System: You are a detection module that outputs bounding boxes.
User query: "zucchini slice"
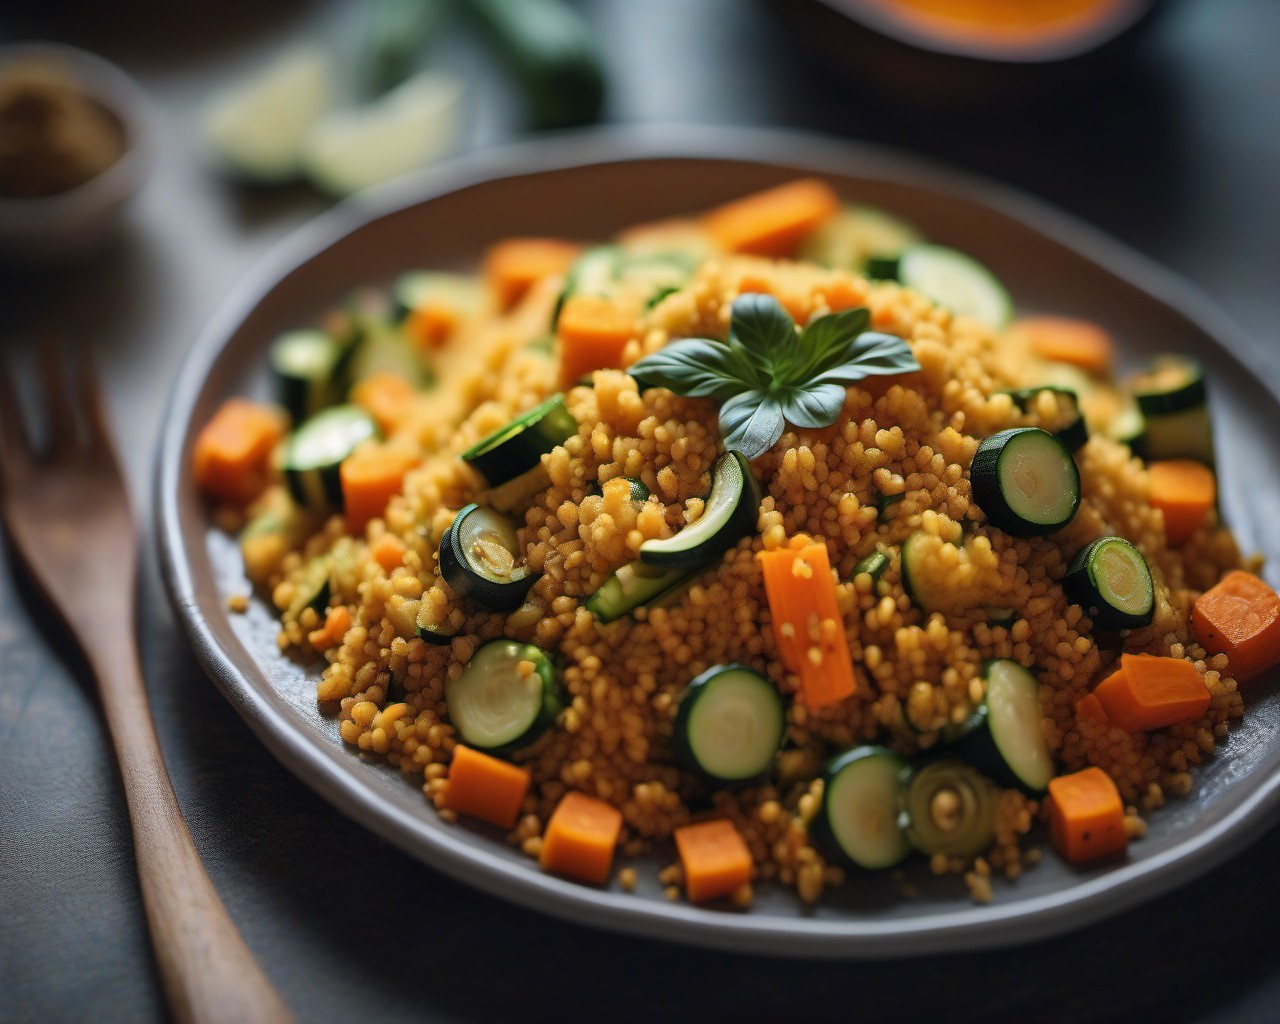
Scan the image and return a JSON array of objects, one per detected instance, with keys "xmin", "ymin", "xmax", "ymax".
[
  {"xmin": 1064, "ymin": 536, "xmax": 1154, "ymax": 630},
  {"xmin": 970, "ymin": 427, "xmax": 1080, "ymax": 537},
  {"xmin": 639, "ymin": 451, "xmax": 761, "ymax": 570},
  {"xmin": 902, "ymin": 759, "xmax": 998, "ymax": 859},
  {"xmin": 1129, "ymin": 355, "xmax": 1213, "ymax": 464},
  {"xmin": 584, "ymin": 560, "xmax": 691, "ymax": 624},
  {"xmin": 673, "ymin": 665, "xmax": 786, "ymax": 786},
  {"xmin": 393, "ymin": 271, "xmax": 482, "ymax": 323},
  {"xmin": 817, "ymin": 746, "xmax": 912, "ymax": 870},
  {"xmin": 1002, "ymin": 385, "xmax": 1090, "ymax": 453},
  {"xmin": 900, "ymin": 531, "xmax": 946, "ymax": 612},
  {"xmin": 958, "ymin": 659, "xmax": 1054, "ymax": 794},
  {"xmin": 897, "ymin": 244, "xmax": 1013, "ymax": 331},
  {"xmin": 445, "ymin": 639, "xmax": 561, "ymax": 754},
  {"xmin": 283, "ymin": 405, "xmax": 378, "ymax": 511},
  {"xmin": 1105, "ymin": 393, "xmax": 1146, "ymax": 454},
  {"xmin": 414, "ymin": 601, "xmax": 458, "ymax": 646},
  {"xmin": 461, "ymin": 394, "xmax": 578, "ymax": 488},
  {"xmin": 438, "ymin": 503, "xmax": 540, "ymax": 611},
  {"xmin": 797, "ymin": 203, "xmax": 922, "ymax": 274},
  {"xmin": 270, "ymin": 329, "xmax": 350, "ymax": 422},
  {"xmin": 851, "ymin": 549, "xmax": 890, "ymax": 584},
  {"xmin": 344, "ymin": 315, "xmax": 431, "ymax": 388},
  {"xmin": 286, "ymin": 555, "xmax": 332, "ymax": 620}
]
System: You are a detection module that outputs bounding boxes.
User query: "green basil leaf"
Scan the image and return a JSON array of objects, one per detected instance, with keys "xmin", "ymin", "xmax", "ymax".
[
  {"xmin": 729, "ymin": 294, "xmax": 798, "ymax": 380},
  {"xmin": 628, "ymin": 338, "xmax": 743, "ymax": 399},
  {"xmin": 777, "ymin": 383, "xmax": 848, "ymax": 429},
  {"xmin": 719, "ymin": 390, "xmax": 785, "ymax": 461},
  {"xmin": 808, "ymin": 332, "xmax": 920, "ymax": 386},
  {"xmin": 801, "ymin": 307, "xmax": 870, "ymax": 366}
]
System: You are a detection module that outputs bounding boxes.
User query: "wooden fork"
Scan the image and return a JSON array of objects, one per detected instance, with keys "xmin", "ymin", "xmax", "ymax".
[{"xmin": 0, "ymin": 351, "xmax": 295, "ymax": 1024}]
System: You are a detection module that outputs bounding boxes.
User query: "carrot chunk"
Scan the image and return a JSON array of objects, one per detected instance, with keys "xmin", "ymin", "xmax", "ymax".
[
  {"xmin": 1193, "ymin": 570, "xmax": 1280, "ymax": 683},
  {"xmin": 370, "ymin": 533, "xmax": 407, "ymax": 572},
  {"xmin": 757, "ymin": 538, "xmax": 856, "ymax": 709},
  {"xmin": 193, "ymin": 397, "xmax": 286, "ymax": 504},
  {"xmin": 674, "ymin": 819, "xmax": 753, "ymax": 903},
  {"xmin": 406, "ymin": 303, "xmax": 461, "ymax": 351},
  {"xmin": 1091, "ymin": 654, "xmax": 1210, "ymax": 733},
  {"xmin": 1148, "ymin": 459, "xmax": 1216, "ymax": 547},
  {"xmin": 1048, "ymin": 767, "xmax": 1127, "ymax": 865},
  {"xmin": 308, "ymin": 605, "xmax": 351, "ymax": 651},
  {"xmin": 440, "ymin": 745, "xmax": 531, "ymax": 829},
  {"xmin": 484, "ymin": 237, "xmax": 580, "ymax": 311},
  {"xmin": 351, "ymin": 371, "xmax": 417, "ymax": 435},
  {"xmin": 340, "ymin": 446, "xmax": 418, "ymax": 534},
  {"xmin": 1074, "ymin": 691, "xmax": 1110, "ymax": 726},
  {"xmin": 539, "ymin": 792, "xmax": 624, "ymax": 885},
  {"xmin": 556, "ymin": 293, "xmax": 639, "ymax": 390},
  {"xmin": 1017, "ymin": 316, "xmax": 1114, "ymax": 376},
  {"xmin": 700, "ymin": 179, "xmax": 841, "ymax": 258}
]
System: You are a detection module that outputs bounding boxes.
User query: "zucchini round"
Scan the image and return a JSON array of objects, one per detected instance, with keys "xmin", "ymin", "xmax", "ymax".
[
  {"xmin": 1130, "ymin": 355, "xmax": 1207, "ymax": 415},
  {"xmin": 270, "ymin": 329, "xmax": 349, "ymax": 422},
  {"xmin": 438, "ymin": 503, "xmax": 539, "ymax": 611},
  {"xmin": 414, "ymin": 601, "xmax": 458, "ymax": 646},
  {"xmin": 639, "ymin": 451, "xmax": 761, "ymax": 569},
  {"xmin": 1002, "ymin": 385, "xmax": 1089, "ymax": 453},
  {"xmin": 674, "ymin": 665, "xmax": 786, "ymax": 786},
  {"xmin": 445, "ymin": 639, "xmax": 561, "ymax": 754},
  {"xmin": 283, "ymin": 405, "xmax": 378, "ymax": 511},
  {"xmin": 970, "ymin": 427, "xmax": 1080, "ymax": 537},
  {"xmin": 817, "ymin": 746, "xmax": 912, "ymax": 870},
  {"xmin": 902, "ymin": 759, "xmax": 998, "ymax": 859},
  {"xmin": 897, "ymin": 243, "xmax": 1013, "ymax": 331},
  {"xmin": 958, "ymin": 659, "xmax": 1054, "ymax": 794},
  {"xmin": 461, "ymin": 394, "xmax": 577, "ymax": 488},
  {"xmin": 1064, "ymin": 536, "xmax": 1154, "ymax": 631}
]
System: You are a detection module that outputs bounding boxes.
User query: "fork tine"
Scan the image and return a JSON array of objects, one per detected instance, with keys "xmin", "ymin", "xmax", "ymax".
[
  {"xmin": 38, "ymin": 342, "xmax": 80, "ymax": 457},
  {"xmin": 75, "ymin": 354, "xmax": 118, "ymax": 461},
  {"xmin": 0, "ymin": 361, "xmax": 30, "ymax": 489}
]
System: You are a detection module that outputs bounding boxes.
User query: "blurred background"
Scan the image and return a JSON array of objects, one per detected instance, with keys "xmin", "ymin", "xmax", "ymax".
[{"xmin": 2, "ymin": 1, "xmax": 1278, "ymax": 1021}]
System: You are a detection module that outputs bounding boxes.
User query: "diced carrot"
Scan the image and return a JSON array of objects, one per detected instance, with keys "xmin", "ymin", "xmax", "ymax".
[
  {"xmin": 193, "ymin": 398, "xmax": 286, "ymax": 504},
  {"xmin": 1018, "ymin": 316, "xmax": 1114, "ymax": 376},
  {"xmin": 1147, "ymin": 459, "xmax": 1216, "ymax": 547},
  {"xmin": 700, "ymin": 179, "xmax": 841, "ymax": 258},
  {"xmin": 440, "ymin": 745, "xmax": 531, "ymax": 829},
  {"xmin": 539, "ymin": 792, "xmax": 624, "ymax": 885},
  {"xmin": 406, "ymin": 303, "xmax": 460, "ymax": 351},
  {"xmin": 351, "ymin": 372, "xmax": 417, "ymax": 435},
  {"xmin": 1193, "ymin": 570, "xmax": 1280, "ymax": 683},
  {"xmin": 308, "ymin": 605, "xmax": 351, "ymax": 651},
  {"xmin": 757, "ymin": 538, "xmax": 857, "ymax": 709},
  {"xmin": 1075, "ymin": 691, "xmax": 1110, "ymax": 726},
  {"xmin": 556, "ymin": 293, "xmax": 639, "ymax": 390},
  {"xmin": 340, "ymin": 446, "xmax": 418, "ymax": 534},
  {"xmin": 673, "ymin": 819, "xmax": 753, "ymax": 903},
  {"xmin": 483, "ymin": 237, "xmax": 580, "ymax": 311},
  {"xmin": 370, "ymin": 533, "xmax": 407, "ymax": 572},
  {"xmin": 1091, "ymin": 654, "xmax": 1210, "ymax": 732},
  {"xmin": 1047, "ymin": 767, "xmax": 1128, "ymax": 865}
]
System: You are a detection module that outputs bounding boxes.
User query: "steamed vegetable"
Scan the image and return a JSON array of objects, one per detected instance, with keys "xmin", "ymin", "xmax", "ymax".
[
  {"xmin": 639, "ymin": 451, "xmax": 761, "ymax": 569},
  {"xmin": 461, "ymin": 393, "xmax": 577, "ymax": 488},
  {"xmin": 1047, "ymin": 767, "xmax": 1127, "ymax": 865},
  {"xmin": 1129, "ymin": 354, "xmax": 1214, "ymax": 465},
  {"xmin": 438, "ymin": 503, "xmax": 539, "ymax": 610},
  {"xmin": 896, "ymin": 243, "xmax": 1013, "ymax": 330},
  {"xmin": 1063, "ymin": 536, "xmax": 1154, "ymax": 630},
  {"xmin": 440, "ymin": 744, "xmax": 531, "ymax": 828},
  {"xmin": 674, "ymin": 665, "xmax": 786, "ymax": 786},
  {"xmin": 958, "ymin": 659, "xmax": 1054, "ymax": 794},
  {"xmin": 902, "ymin": 759, "xmax": 998, "ymax": 858},
  {"xmin": 700, "ymin": 178, "xmax": 841, "ymax": 258},
  {"xmin": 484, "ymin": 237, "xmax": 580, "ymax": 311},
  {"xmin": 193, "ymin": 398, "xmax": 286, "ymax": 504},
  {"xmin": 1018, "ymin": 316, "xmax": 1114, "ymax": 376},
  {"xmin": 1192, "ymin": 571, "xmax": 1280, "ymax": 683},
  {"xmin": 445, "ymin": 640, "xmax": 561, "ymax": 753},
  {"xmin": 970, "ymin": 427, "xmax": 1080, "ymax": 537},
  {"xmin": 539, "ymin": 792, "xmax": 623, "ymax": 885},
  {"xmin": 283, "ymin": 405, "xmax": 379, "ymax": 511},
  {"xmin": 339, "ymin": 445, "xmax": 417, "ymax": 533},
  {"xmin": 817, "ymin": 746, "xmax": 912, "ymax": 870},
  {"xmin": 1091, "ymin": 654, "xmax": 1210, "ymax": 732},
  {"xmin": 673, "ymin": 819, "xmax": 753, "ymax": 902},
  {"xmin": 556, "ymin": 294, "xmax": 640, "ymax": 389},
  {"xmin": 1147, "ymin": 459, "xmax": 1216, "ymax": 546}
]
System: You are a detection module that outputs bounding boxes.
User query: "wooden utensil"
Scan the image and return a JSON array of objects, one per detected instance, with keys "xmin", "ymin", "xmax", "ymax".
[{"xmin": 0, "ymin": 350, "xmax": 295, "ymax": 1024}]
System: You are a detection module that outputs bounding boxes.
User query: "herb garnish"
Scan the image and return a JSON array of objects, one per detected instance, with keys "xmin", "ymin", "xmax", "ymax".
[{"xmin": 629, "ymin": 293, "xmax": 920, "ymax": 459}]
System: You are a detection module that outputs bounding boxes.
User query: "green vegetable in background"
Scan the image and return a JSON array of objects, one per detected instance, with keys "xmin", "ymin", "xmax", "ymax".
[
  {"xmin": 359, "ymin": 0, "xmax": 455, "ymax": 98},
  {"xmin": 628, "ymin": 294, "xmax": 919, "ymax": 460},
  {"xmin": 465, "ymin": 0, "xmax": 605, "ymax": 129}
]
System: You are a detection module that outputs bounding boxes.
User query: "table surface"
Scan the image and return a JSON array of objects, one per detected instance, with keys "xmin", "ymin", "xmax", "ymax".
[{"xmin": 2, "ymin": 1, "xmax": 1278, "ymax": 1021}]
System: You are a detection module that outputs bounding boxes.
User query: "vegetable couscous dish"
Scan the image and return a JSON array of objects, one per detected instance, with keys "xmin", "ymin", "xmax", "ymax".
[{"xmin": 195, "ymin": 178, "xmax": 1280, "ymax": 907}]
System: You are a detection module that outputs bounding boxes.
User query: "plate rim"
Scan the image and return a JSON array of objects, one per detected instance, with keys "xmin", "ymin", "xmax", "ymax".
[{"xmin": 155, "ymin": 124, "xmax": 1280, "ymax": 958}]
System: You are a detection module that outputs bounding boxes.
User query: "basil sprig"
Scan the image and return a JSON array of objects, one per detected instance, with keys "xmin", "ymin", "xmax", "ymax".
[{"xmin": 629, "ymin": 293, "xmax": 920, "ymax": 459}]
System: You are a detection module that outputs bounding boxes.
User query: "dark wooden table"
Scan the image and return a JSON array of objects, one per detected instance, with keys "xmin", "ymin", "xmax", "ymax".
[{"xmin": 2, "ymin": 2, "xmax": 1278, "ymax": 1020}]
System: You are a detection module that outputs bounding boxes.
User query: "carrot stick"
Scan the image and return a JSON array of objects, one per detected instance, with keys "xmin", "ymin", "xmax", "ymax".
[
  {"xmin": 673, "ymin": 819, "xmax": 753, "ymax": 903},
  {"xmin": 1148, "ymin": 459, "xmax": 1216, "ymax": 547},
  {"xmin": 193, "ymin": 398, "xmax": 286, "ymax": 504},
  {"xmin": 351, "ymin": 371, "xmax": 417, "ymax": 435},
  {"xmin": 1193, "ymin": 570, "xmax": 1280, "ymax": 683},
  {"xmin": 440, "ymin": 745, "xmax": 531, "ymax": 829},
  {"xmin": 556, "ymin": 293, "xmax": 639, "ymax": 389},
  {"xmin": 484, "ymin": 237, "xmax": 580, "ymax": 311},
  {"xmin": 1047, "ymin": 767, "xmax": 1128, "ymax": 865},
  {"xmin": 700, "ymin": 179, "xmax": 841, "ymax": 258},
  {"xmin": 340, "ymin": 446, "xmax": 418, "ymax": 534},
  {"xmin": 757, "ymin": 537, "xmax": 856, "ymax": 709},
  {"xmin": 1091, "ymin": 654, "xmax": 1210, "ymax": 732},
  {"xmin": 1017, "ymin": 316, "xmax": 1114, "ymax": 376},
  {"xmin": 539, "ymin": 791, "xmax": 624, "ymax": 885}
]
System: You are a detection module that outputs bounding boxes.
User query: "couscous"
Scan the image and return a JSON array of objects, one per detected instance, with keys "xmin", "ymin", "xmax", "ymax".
[{"xmin": 195, "ymin": 178, "xmax": 1280, "ymax": 907}]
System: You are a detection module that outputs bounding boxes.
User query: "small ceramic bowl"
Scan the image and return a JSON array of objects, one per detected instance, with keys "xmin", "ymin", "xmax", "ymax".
[{"xmin": 0, "ymin": 42, "xmax": 153, "ymax": 266}]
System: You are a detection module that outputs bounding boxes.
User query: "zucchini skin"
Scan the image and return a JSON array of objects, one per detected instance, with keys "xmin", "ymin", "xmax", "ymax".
[
  {"xmin": 638, "ymin": 451, "xmax": 762, "ymax": 570},
  {"xmin": 461, "ymin": 394, "xmax": 577, "ymax": 488},
  {"xmin": 957, "ymin": 659, "xmax": 1052, "ymax": 796},
  {"xmin": 447, "ymin": 640, "xmax": 562, "ymax": 755},
  {"xmin": 438, "ymin": 503, "xmax": 541, "ymax": 611},
  {"xmin": 970, "ymin": 427, "xmax": 1080, "ymax": 537},
  {"xmin": 672, "ymin": 664, "xmax": 785, "ymax": 787},
  {"xmin": 1063, "ymin": 537, "xmax": 1154, "ymax": 630},
  {"xmin": 814, "ymin": 745, "xmax": 912, "ymax": 870}
]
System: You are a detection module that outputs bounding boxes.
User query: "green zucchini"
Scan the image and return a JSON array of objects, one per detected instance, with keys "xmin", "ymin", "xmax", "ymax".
[
  {"xmin": 461, "ymin": 394, "xmax": 577, "ymax": 488},
  {"xmin": 638, "ymin": 451, "xmax": 761, "ymax": 570},
  {"xmin": 902, "ymin": 759, "xmax": 998, "ymax": 859},
  {"xmin": 851, "ymin": 549, "xmax": 890, "ymax": 584},
  {"xmin": 958, "ymin": 659, "xmax": 1054, "ymax": 794},
  {"xmin": 897, "ymin": 244, "xmax": 1013, "ymax": 331},
  {"xmin": 286, "ymin": 555, "xmax": 332, "ymax": 620},
  {"xmin": 344, "ymin": 315, "xmax": 431, "ymax": 389},
  {"xmin": 414, "ymin": 600, "xmax": 458, "ymax": 646},
  {"xmin": 970, "ymin": 427, "xmax": 1080, "ymax": 537},
  {"xmin": 446, "ymin": 639, "xmax": 561, "ymax": 753},
  {"xmin": 438, "ymin": 503, "xmax": 539, "ymax": 611},
  {"xmin": 392, "ymin": 270, "xmax": 483, "ymax": 323},
  {"xmin": 283, "ymin": 405, "xmax": 378, "ymax": 511},
  {"xmin": 797, "ymin": 203, "xmax": 921, "ymax": 274},
  {"xmin": 1063, "ymin": 536, "xmax": 1154, "ymax": 631},
  {"xmin": 673, "ymin": 665, "xmax": 786, "ymax": 786},
  {"xmin": 584, "ymin": 560, "xmax": 691, "ymax": 624},
  {"xmin": 816, "ymin": 746, "xmax": 912, "ymax": 870},
  {"xmin": 1002, "ymin": 385, "xmax": 1089, "ymax": 453},
  {"xmin": 270, "ymin": 329, "xmax": 350, "ymax": 422}
]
